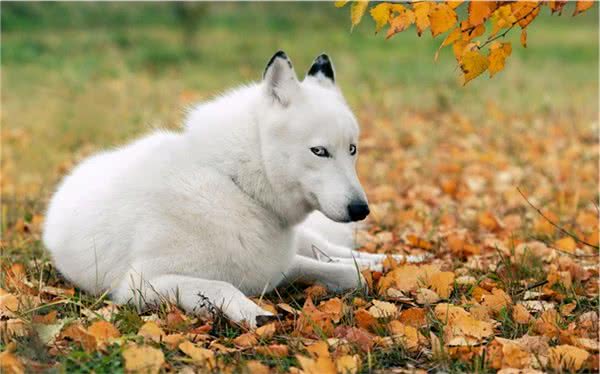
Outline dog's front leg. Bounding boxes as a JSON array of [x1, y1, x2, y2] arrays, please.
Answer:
[[282, 255, 366, 293], [113, 274, 272, 327], [294, 227, 427, 267]]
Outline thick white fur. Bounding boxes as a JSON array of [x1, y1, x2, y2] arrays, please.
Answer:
[[43, 53, 421, 326]]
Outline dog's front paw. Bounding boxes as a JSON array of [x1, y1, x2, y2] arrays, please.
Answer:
[[222, 299, 274, 329], [324, 265, 367, 293]]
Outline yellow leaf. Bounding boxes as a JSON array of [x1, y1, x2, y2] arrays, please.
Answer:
[[574, 0, 595, 16], [429, 3, 457, 37], [468, 1, 497, 26], [351, 1, 369, 30], [446, 0, 464, 9], [386, 7, 415, 39], [488, 41, 512, 77], [335, 355, 361, 374], [370, 3, 392, 33], [428, 271, 455, 299], [460, 50, 489, 85], [413, 2, 431, 36], [138, 321, 165, 343], [335, 0, 349, 7], [554, 236, 577, 254], [179, 341, 216, 368], [122, 344, 164, 374], [520, 29, 527, 48], [548, 345, 590, 371], [490, 5, 517, 36]]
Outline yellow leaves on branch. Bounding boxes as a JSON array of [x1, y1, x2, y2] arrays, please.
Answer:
[[337, 0, 596, 84]]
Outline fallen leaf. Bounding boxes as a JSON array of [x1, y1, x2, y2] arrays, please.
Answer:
[[512, 304, 532, 324], [335, 354, 361, 374], [122, 344, 164, 374], [87, 320, 120, 344], [415, 288, 440, 305], [368, 300, 398, 319], [548, 344, 590, 371], [428, 271, 455, 298], [138, 321, 165, 343], [179, 340, 216, 368], [0, 350, 24, 374]]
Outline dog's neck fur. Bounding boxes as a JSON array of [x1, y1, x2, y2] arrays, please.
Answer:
[[184, 84, 310, 227]]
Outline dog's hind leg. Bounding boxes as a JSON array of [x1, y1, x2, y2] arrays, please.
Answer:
[[112, 274, 272, 327]]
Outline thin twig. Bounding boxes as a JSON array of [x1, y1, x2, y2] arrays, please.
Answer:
[[518, 187, 599, 250], [478, 3, 543, 50], [516, 279, 549, 296]]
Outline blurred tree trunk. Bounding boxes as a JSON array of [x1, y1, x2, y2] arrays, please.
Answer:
[[173, 2, 209, 55]]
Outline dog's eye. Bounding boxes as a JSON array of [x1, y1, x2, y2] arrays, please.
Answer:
[[349, 144, 357, 155], [310, 146, 330, 158]]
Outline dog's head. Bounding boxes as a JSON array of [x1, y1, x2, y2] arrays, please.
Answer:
[[258, 51, 369, 223]]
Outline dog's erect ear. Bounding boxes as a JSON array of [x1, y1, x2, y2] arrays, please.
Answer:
[[306, 53, 335, 86], [263, 50, 299, 106]]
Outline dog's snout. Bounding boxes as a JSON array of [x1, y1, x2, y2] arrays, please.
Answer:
[[347, 200, 369, 221]]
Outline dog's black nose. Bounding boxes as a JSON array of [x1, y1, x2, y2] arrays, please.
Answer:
[[347, 201, 370, 221]]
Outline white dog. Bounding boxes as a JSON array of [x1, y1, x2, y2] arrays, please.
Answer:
[[44, 51, 421, 326]]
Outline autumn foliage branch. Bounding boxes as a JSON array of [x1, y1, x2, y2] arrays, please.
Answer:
[[336, 0, 596, 85]]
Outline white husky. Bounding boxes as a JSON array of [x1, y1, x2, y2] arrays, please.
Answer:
[[44, 51, 419, 326]]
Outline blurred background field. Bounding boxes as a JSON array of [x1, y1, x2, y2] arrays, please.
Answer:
[[1, 2, 598, 199], [1, 3, 599, 372]]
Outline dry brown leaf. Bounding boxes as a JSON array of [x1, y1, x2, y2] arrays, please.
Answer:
[[255, 344, 289, 357], [415, 288, 440, 305], [255, 322, 277, 339], [60, 323, 97, 352], [138, 321, 165, 343], [296, 297, 334, 337], [512, 304, 532, 324], [87, 320, 120, 344], [179, 340, 216, 368], [233, 332, 258, 348], [122, 344, 164, 374], [354, 308, 379, 331], [0, 350, 24, 374], [318, 297, 344, 323], [482, 288, 512, 313], [399, 308, 427, 328], [388, 320, 425, 351], [245, 360, 270, 374], [368, 300, 398, 319], [548, 344, 590, 371], [335, 354, 361, 374], [429, 271, 455, 298]]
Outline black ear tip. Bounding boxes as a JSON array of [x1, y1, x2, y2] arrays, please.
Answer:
[[315, 53, 330, 62], [307, 53, 335, 82], [274, 50, 288, 59], [264, 50, 292, 78]]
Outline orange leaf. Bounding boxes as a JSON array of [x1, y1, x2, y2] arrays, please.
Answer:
[[87, 320, 120, 344], [554, 236, 577, 254], [468, 1, 497, 26], [123, 344, 164, 374], [520, 29, 527, 48], [428, 271, 455, 299], [386, 6, 415, 39], [574, 0, 595, 16], [511, 1, 541, 28]]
